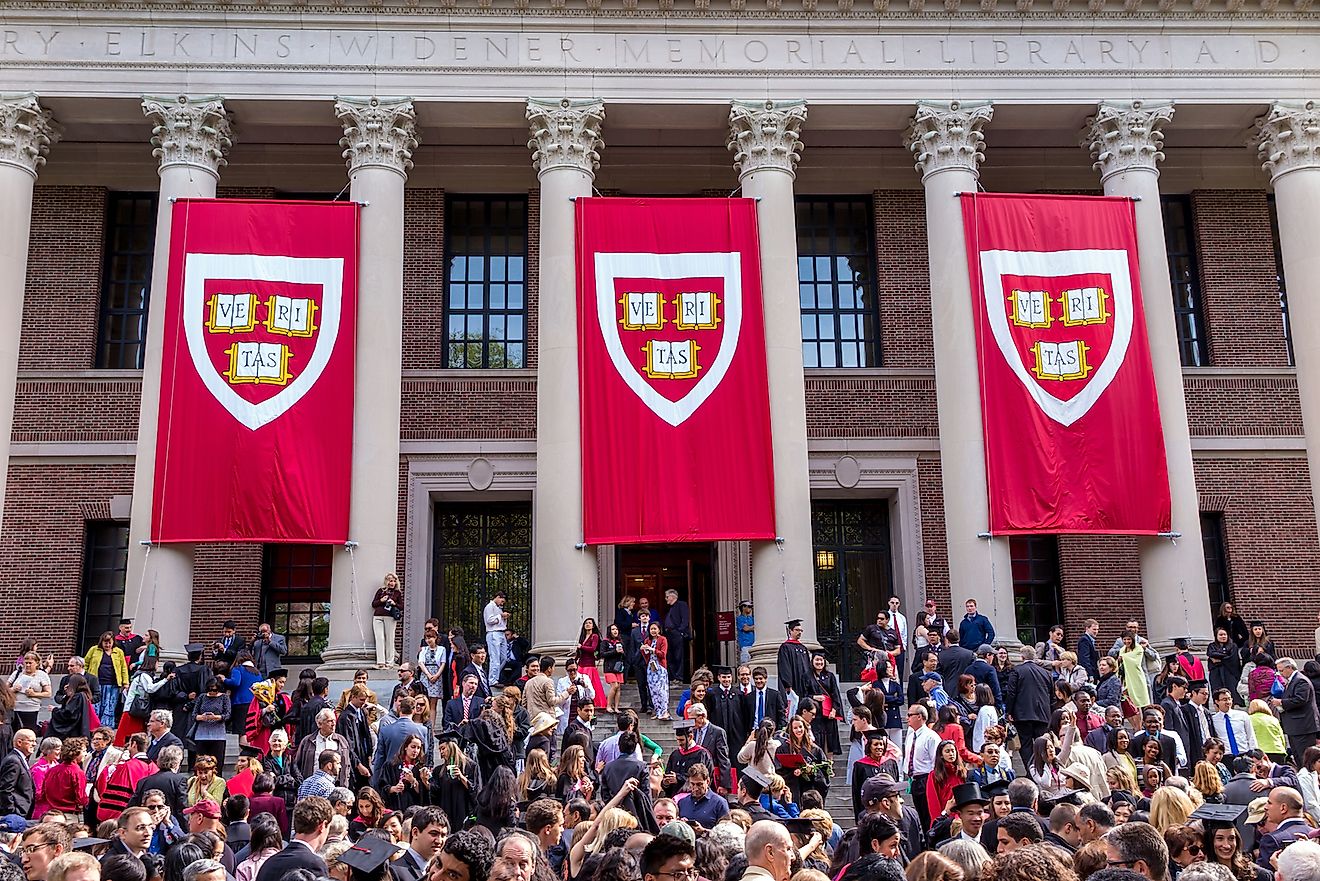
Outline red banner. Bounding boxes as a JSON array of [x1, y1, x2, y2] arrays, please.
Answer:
[[962, 193, 1171, 534], [151, 199, 359, 543], [577, 198, 775, 544]]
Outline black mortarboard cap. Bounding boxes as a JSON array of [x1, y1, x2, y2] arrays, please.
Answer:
[[779, 818, 816, 836], [674, 719, 695, 732], [811, 649, 830, 661], [184, 643, 205, 654], [785, 619, 803, 628], [339, 834, 401, 873], [118, 618, 132, 625], [981, 779, 1010, 798], [436, 730, 462, 743], [268, 668, 289, 679], [742, 767, 771, 788], [1190, 803, 1248, 828], [712, 666, 733, 677], [73, 837, 110, 852], [863, 729, 890, 743]]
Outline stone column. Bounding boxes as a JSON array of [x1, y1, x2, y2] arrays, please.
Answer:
[[122, 96, 232, 656], [1253, 101, 1320, 536], [526, 98, 604, 657], [322, 97, 417, 673], [0, 94, 59, 531], [727, 100, 819, 666], [1083, 100, 1211, 649], [903, 101, 1019, 645]]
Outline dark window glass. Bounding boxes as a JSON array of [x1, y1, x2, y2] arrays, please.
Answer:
[[811, 500, 894, 673], [1202, 512, 1231, 611], [79, 522, 130, 650], [262, 545, 333, 663], [432, 503, 532, 642], [444, 196, 529, 369], [795, 197, 881, 368], [1009, 536, 1063, 647], [1161, 196, 1209, 367], [97, 193, 159, 369], [1268, 195, 1294, 366]]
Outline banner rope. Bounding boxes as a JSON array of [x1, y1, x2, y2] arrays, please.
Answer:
[[131, 542, 152, 626], [776, 538, 790, 620], [346, 542, 368, 646]]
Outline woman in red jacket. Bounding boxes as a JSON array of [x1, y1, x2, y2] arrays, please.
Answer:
[[936, 704, 983, 769], [925, 739, 967, 826], [43, 737, 89, 816]]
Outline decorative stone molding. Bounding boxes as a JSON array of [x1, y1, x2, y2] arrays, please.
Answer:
[[526, 98, 605, 178], [727, 99, 807, 179], [1253, 100, 1320, 182], [141, 95, 232, 177], [0, 93, 60, 178], [1082, 99, 1175, 182], [903, 99, 993, 181], [335, 96, 418, 177]]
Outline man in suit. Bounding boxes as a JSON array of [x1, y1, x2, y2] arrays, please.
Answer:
[[1130, 708, 1181, 772], [144, 710, 183, 763], [1275, 658, 1320, 764], [391, 805, 448, 881], [464, 648, 493, 699], [1257, 787, 1315, 870], [663, 589, 692, 683], [212, 620, 247, 663], [743, 666, 787, 731], [561, 702, 598, 764], [629, 611, 654, 714], [373, 695, 429, 787], [965, 646, 1004, 711], [936, 631, 976, 694], [56, 657, 100, 706], [443, 675, 487, 731], [704, 666, 748, 750], [0, 729, 35, 818], [336, 685, 374, 789], [293, 707, 353, 786], [250, 623, 288, 678], [1003, 646, 1053, 769], [254, 796, 334, 881], [599, 731, 649, 800], [1077, 619, 1101, 682], [1183, 680, 1215, 766], [130, 744, 188, 817], [688, 702, 731, 794]]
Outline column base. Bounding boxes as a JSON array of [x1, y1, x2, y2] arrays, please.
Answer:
[[319, 642, 381, 673], [528, 642, 578, 665], [746, 640, 823, 686]]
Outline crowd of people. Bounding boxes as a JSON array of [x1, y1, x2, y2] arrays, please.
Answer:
[[7, 587, 1320, 881]]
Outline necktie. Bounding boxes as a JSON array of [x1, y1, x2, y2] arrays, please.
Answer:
[[906, 736, 916, 775], [463, 697, 471, 721], [1223, 713, 1240, 755], [696, 726, 704, 747], [756, 691, 765, 725]]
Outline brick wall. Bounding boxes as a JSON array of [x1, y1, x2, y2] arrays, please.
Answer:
[[19, 186, 106, 370], [1192, 190, 1291, 369], [403, 189, 445, 370], [191, 545, 264, 643], [874, 190, 933, 369], [1057, 535, 1144, 646], [916, 456, 950, 609], [805, 375, 937, 438]]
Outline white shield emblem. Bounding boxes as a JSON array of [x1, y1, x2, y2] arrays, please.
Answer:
[[594, 251, 742, 428], [183, 252, 344, 431], [979, 248, 1133, 427]]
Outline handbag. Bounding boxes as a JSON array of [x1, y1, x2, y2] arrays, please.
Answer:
[[384, 602, 404, 621], [127, 687, 152, 720]]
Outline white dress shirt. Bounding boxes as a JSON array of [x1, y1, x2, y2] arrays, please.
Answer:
[[903, 725, 941, 778], [888, 611, 909, 650], [1212, 708, 1258, 754], [483, 601, 506, 634]]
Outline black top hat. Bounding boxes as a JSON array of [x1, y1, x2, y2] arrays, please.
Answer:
[[951, 782, 989, 811]]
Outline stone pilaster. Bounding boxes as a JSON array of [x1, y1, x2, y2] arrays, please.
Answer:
[[1082, 100, 1211, 649], [123, 96, 233, 657], [1253, 100, 1320, 536], [727, 99, 819, 669], [323, 97, 417, 672], [0, 93, 59, 533], [527, 98, 604, 657], [902, 100, 1019, 646]]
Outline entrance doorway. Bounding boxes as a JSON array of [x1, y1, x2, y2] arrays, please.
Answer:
[[616, 543, 715, 678], [812, 500, 895, 676]]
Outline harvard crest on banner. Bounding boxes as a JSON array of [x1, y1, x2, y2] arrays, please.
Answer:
[[962, 193, 1171, 534], [152, 199, 359, 543], [577, 198, 776, 544]]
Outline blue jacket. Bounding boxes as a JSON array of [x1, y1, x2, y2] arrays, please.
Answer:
[[965, 658, 1003, 709], [958, 614, 995, 650], [1077, 632, 1100, 681], [225, 665, 263, 706]]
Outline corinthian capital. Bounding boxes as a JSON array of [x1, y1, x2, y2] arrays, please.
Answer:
[[727, 99, 807, 179], [1082, 99, 1175, 182], [902, 100, 993, 182], [1252, 100, 1320, 182], [526, 98, 605, 178], [0, 93, 61, 178], [142, 95, 233, 178], [335, 97, 419, 177]]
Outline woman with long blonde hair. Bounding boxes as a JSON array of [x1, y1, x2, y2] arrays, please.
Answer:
[[1149, 785, 1196, 832], [517, 748, 556, 800], [1192, 760, 1225, 803], [371, 572, 404, 669]]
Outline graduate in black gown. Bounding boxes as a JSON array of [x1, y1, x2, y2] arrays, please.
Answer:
[[662, 720, 713, 797], [429, 731, 475, 831], [777, 619, 814, 714], [850, 730, 901, 821], [807, 651, 844, 758], [704, 667, 749, 753]]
